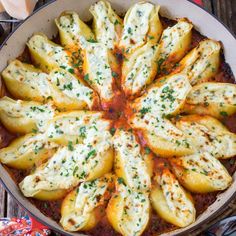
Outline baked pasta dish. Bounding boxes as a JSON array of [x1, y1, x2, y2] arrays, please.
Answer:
[[0, 1, 236, 235]]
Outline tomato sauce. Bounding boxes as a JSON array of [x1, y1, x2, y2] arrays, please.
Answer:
[[1, 16, 236, 236]]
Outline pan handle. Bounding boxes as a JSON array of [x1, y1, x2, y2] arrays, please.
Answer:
[[205, 216, 236, 236]]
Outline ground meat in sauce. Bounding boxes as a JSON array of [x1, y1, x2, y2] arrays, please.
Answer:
[[1, 16, 236, 236]]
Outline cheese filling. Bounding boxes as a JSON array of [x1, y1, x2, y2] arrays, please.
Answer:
[[80, 37, 114, 101], [0, 97, 55, 131], [49, 69, 96, 109], [173, 152, 232, 189], [113, 129, 151, 191], [122, 43, 159, 96], [133, 73, 191, 117], [20, 131, 112, 197], [120, 2, 155, 52], [90, 1, 121, 49], [45, 111, 110, 143], [28, 34, 74, 72], [177, 117, 236, 158], [118, 183, 150, 236]]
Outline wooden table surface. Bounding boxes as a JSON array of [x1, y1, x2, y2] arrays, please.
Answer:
[[0, 0, 235, 234]]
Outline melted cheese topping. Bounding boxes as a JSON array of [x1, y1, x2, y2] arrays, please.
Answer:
[[151, 169, 195, 227], [113, 183, 150, 236], [132, 73, 191, 117], [178, 39, 221, 85], [0, 97, 55, 131], [49, 69, 96, 109], [60, 175, 112, 231], [176, 115, 236, 159], [20, 132, 112, 197], [2, 60, 97, 110], [0, 133, 58, 165], [186, 82, 236, 117], [55, 11, 94, 45], [172, 152, 232, 191], [27, 34, 74, 72], [120, 2, 158, 53], [122, 43, 159, 96], [113, 129, 151, 192], [158, 20, 192, 60], [45, 111, 110, 144], [2, 60, 51, 99], [144, 116, 188, 144], [131, 113, 192, 155], [79, 37, 114, 101], [187, 83, 236, 106], [90, 1, 122, 49]]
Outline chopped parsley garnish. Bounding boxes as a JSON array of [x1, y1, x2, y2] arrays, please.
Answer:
[[87, 38, 97, 43], [112, 71, 118, 78], [84, 73, 89, 81], [56, 78, 60, 86], [157, 57, 165, 72], [67, 141, 74, 151], [68, 68, 75, 74], [110, 127, 116, 135], [220, 111, 228, 117], [63, 82, 73, 90], [144, 147, 151, 154], [86, 149, 96, 161], [139, 107, 151, 115], [127, 27, 132, 34], [32, 128, 38, 134], [79, 126, 86, 138], [30, 106, 45, 112], [73, 166, 79, 176], [117, 177, 126, 185], [148, 35, 155, 40], [114, 19, 120, 25]]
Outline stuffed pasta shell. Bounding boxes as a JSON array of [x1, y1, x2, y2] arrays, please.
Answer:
[[174, 39, 221, 85], [90, 0, 123, 50], [48, 68, 99, 110], [20, 136, 113, 200], [131, 73, 191, 118], [130, 113, 194, 157], [122, 43, 159, 97], [79, 37, 118, 104], [60, 174, 114, 231], [184, 82, 236, 119], [113, 129, 153, 192], [176, 115, 236, 159], [45, 111, 111, 145], [27, 33, 77, 74], [107, 179, 150, 236], [55, 11, 95, 47], [170, 152, 232, 193], [0, 133, 58, 169], [0, 96, 55, 134], [2, 60, 52, 102], [156, 19, 193, 73], [151, 168, 196, 227], [2, 60, 99, 110], [119, 2, 162, 54]]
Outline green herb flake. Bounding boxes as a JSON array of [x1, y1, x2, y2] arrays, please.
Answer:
[[220, 111, 228, 117], [110, 127, 116, 135], [68, 68, 75, 74], [84, 73, 89, 81], [144, 147, 151, 154], [67, 141, 74, 151]]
